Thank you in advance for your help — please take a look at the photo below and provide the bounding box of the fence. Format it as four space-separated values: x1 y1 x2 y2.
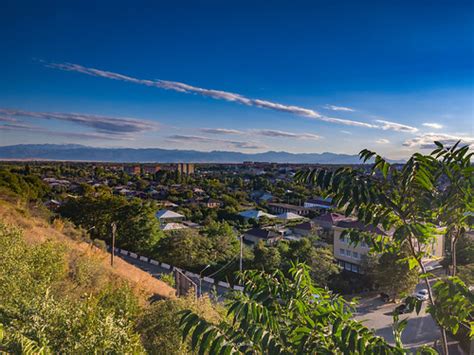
109 247 244 293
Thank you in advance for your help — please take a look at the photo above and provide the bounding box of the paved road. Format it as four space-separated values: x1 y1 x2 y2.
354 280 466 353
116 253 231 299
354 293 439 350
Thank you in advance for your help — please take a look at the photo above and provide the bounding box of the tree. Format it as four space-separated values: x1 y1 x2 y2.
429 142 473 277
155 229 211 270
363 249 419 300
252 240 281 272
295 141 473 353
0 169 49 199
203 221 240 263
284 238 340 286
180 263 403 354
114 199 164 253
58 195 163 254
442 234 474 269
457 264 474 286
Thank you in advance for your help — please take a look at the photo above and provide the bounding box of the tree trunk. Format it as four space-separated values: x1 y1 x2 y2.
419 260 449 355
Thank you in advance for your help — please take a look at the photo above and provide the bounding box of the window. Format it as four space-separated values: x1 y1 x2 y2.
352 251 359 259
345 263 352 271
351 264 359 273
339 248 345 256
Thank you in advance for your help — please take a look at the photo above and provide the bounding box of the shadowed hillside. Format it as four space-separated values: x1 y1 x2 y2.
0 191 175 299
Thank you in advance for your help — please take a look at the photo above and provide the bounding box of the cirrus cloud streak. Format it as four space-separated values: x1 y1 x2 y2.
49 62 420 131
0 108 157 138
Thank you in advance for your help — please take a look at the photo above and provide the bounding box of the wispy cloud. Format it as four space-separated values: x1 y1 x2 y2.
200 128 245 135
375 120 418 133
324 105 355 112
0 108 157 138
0 116 19 123
167 135 266 150
48 62 409 130
375 138 390 144
422 122 443 129
340 130 352 135
403 133 474 149
0 122 123 140
200 127 321 140
252 129 321 140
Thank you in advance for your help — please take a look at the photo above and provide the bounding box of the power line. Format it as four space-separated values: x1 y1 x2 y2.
206 256 237 278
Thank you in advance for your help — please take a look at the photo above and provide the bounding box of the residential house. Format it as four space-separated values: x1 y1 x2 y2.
242 227 281 246
304 196 333 212
268 202 310 216
276 212 305 221
292 221 318 237
156 209 185 223
161 223 189 231
238 209 276 220
204 198 222 209
313 212 347 230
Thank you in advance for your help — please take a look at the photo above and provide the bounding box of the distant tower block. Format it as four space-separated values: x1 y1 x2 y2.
123 165 141 175
143 165 161 174
176 163 195 175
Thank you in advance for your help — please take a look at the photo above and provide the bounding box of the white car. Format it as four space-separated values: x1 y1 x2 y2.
414 289 429 301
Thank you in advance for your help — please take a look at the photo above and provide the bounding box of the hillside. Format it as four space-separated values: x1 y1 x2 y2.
0 192 175 299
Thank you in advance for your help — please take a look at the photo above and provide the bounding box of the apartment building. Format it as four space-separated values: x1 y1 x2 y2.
332 220 379 273
315 212 445 274
176 163 195 175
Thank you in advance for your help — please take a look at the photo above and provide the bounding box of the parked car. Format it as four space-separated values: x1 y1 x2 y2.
380 292 390 303
414 289 429 301
394 304 411 314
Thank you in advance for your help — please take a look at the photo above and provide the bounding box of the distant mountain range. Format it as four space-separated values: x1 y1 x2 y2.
0 144 404 164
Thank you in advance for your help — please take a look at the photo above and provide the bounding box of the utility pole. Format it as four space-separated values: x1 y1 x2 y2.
239 235 243 272
110 222 116 267
199 264 211 298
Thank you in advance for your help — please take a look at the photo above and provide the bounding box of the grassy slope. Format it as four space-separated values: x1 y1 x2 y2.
0 192 175 299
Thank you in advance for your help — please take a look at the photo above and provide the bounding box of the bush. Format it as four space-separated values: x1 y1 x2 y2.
0 223 144 353
93 238 107 251
160 273 176 288
137 295 223 355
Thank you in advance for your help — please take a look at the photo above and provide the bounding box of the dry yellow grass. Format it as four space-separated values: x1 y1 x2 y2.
0 195 175 299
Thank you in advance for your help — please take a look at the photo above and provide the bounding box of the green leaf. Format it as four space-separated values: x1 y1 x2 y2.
191 321 208 350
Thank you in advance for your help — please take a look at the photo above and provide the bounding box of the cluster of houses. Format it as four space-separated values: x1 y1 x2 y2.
238 203 445 274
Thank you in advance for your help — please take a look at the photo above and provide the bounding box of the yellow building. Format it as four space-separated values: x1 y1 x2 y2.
176 163 195 175
315 213 445 274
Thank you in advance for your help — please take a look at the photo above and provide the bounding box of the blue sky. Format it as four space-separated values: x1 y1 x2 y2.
0 0 473 159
